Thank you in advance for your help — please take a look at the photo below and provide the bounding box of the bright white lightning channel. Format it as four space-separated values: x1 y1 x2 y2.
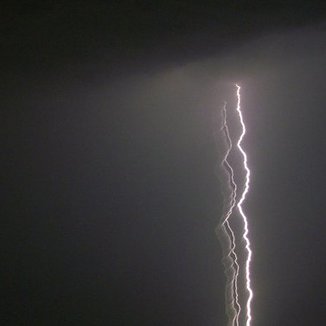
220 102 241 326
235 84 253 326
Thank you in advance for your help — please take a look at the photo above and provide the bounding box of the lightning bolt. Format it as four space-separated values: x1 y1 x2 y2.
218 85 254 326
219 101 241 326
235 84 253 326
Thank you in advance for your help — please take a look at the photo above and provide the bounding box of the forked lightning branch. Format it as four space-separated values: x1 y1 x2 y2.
218 84 253 326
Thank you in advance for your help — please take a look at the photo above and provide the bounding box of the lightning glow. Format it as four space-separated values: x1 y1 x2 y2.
220 101 241 326
235 84 253 326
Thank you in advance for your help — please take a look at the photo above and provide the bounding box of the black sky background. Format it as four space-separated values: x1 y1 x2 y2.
2 1 326 325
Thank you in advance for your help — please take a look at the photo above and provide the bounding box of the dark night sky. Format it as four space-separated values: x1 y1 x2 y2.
2 1 326 325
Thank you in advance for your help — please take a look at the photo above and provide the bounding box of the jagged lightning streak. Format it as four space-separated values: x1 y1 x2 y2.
220 101 241 326
235 84 253 326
